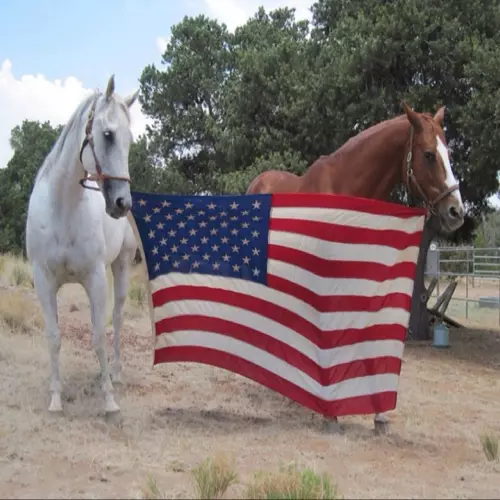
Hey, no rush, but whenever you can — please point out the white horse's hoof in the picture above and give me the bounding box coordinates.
[105,400,121,413]
[48,395,63,413]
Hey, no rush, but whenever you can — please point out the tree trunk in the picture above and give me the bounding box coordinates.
[407,217,439,341]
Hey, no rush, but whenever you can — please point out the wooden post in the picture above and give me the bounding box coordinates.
[408,217,439,341]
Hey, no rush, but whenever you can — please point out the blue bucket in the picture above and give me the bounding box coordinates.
[433,322,450,348]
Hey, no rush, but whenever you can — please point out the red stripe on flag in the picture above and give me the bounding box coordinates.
[154,345,399,417]
[269,218,423,250]
[268,274,412,312]
[152,285,409,349]
[268,245,418,281]
[155,315,402,385]
[271,192,427,218]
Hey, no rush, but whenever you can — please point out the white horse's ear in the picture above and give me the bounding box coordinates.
[105,74,115,101]
[124,90,139,108]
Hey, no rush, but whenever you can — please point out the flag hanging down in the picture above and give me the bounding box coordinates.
[130,191,426,418]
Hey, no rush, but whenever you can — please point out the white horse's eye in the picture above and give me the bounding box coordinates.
[103,130,112,139]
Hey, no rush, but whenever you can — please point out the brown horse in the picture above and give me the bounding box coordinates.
[247,102,465,432]
[247,101,465,234]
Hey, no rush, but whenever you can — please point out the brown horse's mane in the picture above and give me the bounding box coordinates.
[333,115,406,155]
[331,111,440,159]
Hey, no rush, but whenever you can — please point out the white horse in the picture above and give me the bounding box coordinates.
[25,75,139,414]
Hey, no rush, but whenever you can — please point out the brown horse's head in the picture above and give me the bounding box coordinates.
[401,101,465,234]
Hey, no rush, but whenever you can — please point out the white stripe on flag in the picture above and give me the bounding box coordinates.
[271,206,425,233]
[268,260,416,297]
[151,274,412,330]
[269,231,420,265]
[151,270,415,301]
[154,295,404,366]
[155,330,401,401]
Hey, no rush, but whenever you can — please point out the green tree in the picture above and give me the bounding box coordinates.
[219,7,312,184]
[128,134,164,193]
[474,211,500,248]
[0,120,62,254]
[139,15,234,194]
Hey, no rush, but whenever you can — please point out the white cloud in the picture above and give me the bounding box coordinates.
[156,35,171,55]
[201,0,313,32]
[155,0,313,47]
[488,194,500,210]
[0,59,149,169]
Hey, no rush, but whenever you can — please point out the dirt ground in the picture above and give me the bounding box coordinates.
[1,262,500,499]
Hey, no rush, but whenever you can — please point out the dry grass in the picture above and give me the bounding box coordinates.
[128,281,147,309]
[0,252,33,288]
[130,264,148,300]
[1,254,500,498]
[0,290,43,334]
[141,460,340,500]
[480,433,499,462]
[141,455,342,500]
[191,455,238,499]
[246,464,340,500]
[140,475,167,499]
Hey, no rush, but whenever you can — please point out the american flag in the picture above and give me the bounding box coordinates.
[130,191,426,418]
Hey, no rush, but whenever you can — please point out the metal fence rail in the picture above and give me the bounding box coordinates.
[425,245,500,325]
[473,247,500,277]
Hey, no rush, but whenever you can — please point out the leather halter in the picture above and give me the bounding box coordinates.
[78,95,131,191]
[404,126,459,218]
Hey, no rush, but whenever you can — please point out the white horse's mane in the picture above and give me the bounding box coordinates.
[34,90,132,185]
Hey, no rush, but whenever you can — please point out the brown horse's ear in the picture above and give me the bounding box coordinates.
[401,101,423,132]
[433,106,446,127]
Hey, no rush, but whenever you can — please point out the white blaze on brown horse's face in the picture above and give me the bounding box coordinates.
[436,134,464,207]
[402,102,465,233]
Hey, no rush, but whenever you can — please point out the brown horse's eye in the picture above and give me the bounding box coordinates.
[424,150,436,162]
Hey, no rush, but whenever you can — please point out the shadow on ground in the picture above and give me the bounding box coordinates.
[406,326,500,371]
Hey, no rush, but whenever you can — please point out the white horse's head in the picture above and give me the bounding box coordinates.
[79,75,138,219]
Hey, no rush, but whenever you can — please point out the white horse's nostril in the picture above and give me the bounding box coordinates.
[115,196,131,212]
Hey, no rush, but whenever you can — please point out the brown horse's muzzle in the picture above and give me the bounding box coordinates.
[437,196,465,234]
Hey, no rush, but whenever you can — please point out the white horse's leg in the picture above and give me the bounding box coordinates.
[32,263,62,412]
[110,251,133,384]
[83,265,120,413]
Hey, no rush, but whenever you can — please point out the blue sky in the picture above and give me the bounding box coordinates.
[0,0,188,93]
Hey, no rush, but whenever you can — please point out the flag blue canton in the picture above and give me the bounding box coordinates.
[131,192,272,285]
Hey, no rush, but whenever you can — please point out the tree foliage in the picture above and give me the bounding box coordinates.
[0,120,62,253]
